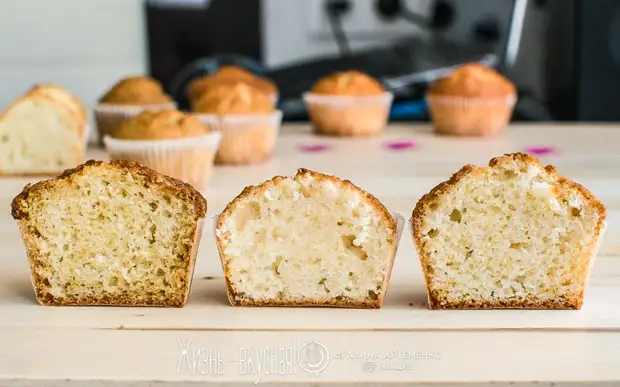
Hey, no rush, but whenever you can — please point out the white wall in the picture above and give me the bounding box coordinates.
[0,0,147,114]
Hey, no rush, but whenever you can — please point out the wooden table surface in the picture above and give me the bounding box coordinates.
[1,124,620,386]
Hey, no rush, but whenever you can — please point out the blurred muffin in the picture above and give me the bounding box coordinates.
[186,66,278,106]
[426,63,517,137]
[304,70,393,137]
[193,82,275,114]
[30,84,88,132]
[95,76,176,145]
[216,65,255,79]
[100,76,173,105]
[193,82,281,165]
[103,109,220,191]
[0,85,88,175]
[114,110,206,140]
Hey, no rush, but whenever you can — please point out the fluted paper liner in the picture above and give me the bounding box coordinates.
[94,103,177,145]
[303,92,393,136]
[195,111,282,165]
[426,94,517,137]
[103,132,221,192]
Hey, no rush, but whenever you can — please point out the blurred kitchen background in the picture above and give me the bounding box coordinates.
[1,0,617,122]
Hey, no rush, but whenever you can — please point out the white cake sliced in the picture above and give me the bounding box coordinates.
[216,169,400,308]
[412,153,606,309]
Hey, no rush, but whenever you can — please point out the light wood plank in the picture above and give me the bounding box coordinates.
[1,124,619,385]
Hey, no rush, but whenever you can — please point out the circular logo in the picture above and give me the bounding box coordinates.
[362,361,376,373]
[297,340,330,376]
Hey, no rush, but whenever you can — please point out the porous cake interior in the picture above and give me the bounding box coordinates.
[0,97,82,173]
[218,174,395,305]
[417,157,603,308]
[22,167,198,305]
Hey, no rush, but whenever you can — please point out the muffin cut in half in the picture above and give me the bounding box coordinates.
[0,85,87,175]
[11,160,207,307]
[412,153,606,310]
[215,169,402,308]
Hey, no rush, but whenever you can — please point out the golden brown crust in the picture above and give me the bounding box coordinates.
[310,70,385,96]
[216,65,255,79]
[215,168,397,308]
[99,76,173,105]
[192,82,275,114]
[11,159,207,221]
[186,67,277,102]
[215,66,278,96]
[411,152,606,310]
[428,63,517,98]
[113,109,210,140]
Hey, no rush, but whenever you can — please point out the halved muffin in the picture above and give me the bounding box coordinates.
[0,85,87,175]
[11,160,207,307]
[412,153,606,309]
[215,169,403,308]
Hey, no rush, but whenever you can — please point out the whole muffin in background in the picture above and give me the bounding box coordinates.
[311,70,385,96]
[103,109,220,191]
[186,66,278,106]
[426,63,517,137]
[193,82,275,115]
[95,76,176,146]
[100,76,173,105]
[114,109,207,140]
[304,70,393,137]
[192,82,282,165]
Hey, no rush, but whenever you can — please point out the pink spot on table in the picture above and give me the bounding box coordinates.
[525,146,556,156]
[384,140,416,151]
[298,143,330,153]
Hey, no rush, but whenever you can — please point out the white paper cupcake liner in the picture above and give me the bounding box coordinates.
[195,111,282,165]
[195,110,283,130]
[426,94,517,108]
[303,92,394,107]
[426,94,517,137]
[303,93,393,136]
[94,102,177,144]
[103,132,222,191]
[94,102,178,115]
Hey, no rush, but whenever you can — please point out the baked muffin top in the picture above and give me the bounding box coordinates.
[310,70,385,96]
[186,67,277,102]
[114,110,209,140]
[192,82,275,115]
[216,65,256,80]
[100,76,173,105]
[428,63,516,98]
